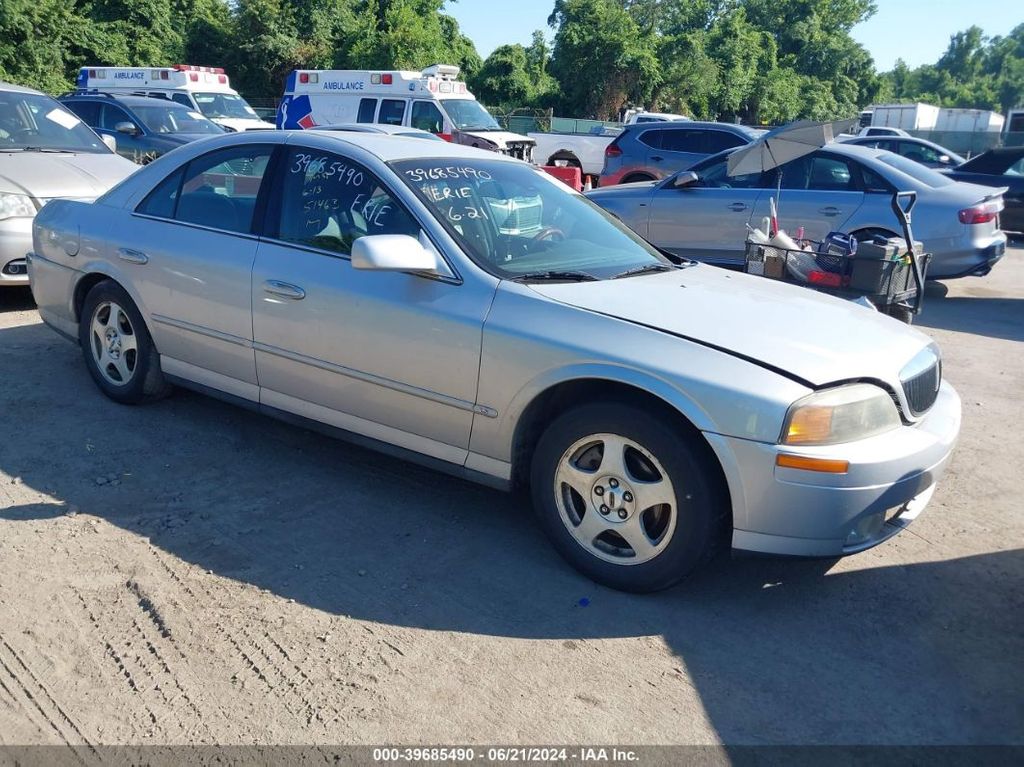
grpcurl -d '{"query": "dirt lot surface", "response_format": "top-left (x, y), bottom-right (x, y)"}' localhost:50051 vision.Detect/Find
top-left (1, 246), bottom-right (1022, 748)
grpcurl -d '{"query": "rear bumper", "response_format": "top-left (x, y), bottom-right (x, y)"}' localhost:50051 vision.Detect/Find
top-left (708, 381), bottom-right (961, 558)
top-left (0, 216), bottom-right (33, 285)
top-left (929, 231), bottom-right (1006, 279)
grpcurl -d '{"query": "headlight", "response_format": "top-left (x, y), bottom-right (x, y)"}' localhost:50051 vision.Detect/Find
top-left (781, 383), bottom-right (901, 446)
top-left (0, 193), bottom-right (35, 221)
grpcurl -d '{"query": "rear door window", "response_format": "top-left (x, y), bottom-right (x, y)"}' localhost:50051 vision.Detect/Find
top-left (356, 98), bottom-right (377, 124)
top-left (171, 93), bottom-right (194, 108)
top-left (378, 99), bottom-right (406, 126)
top-left (65, 101), bottom-right (101, 126)
top-left (660, 130), bottom-right (701, 153)
top-left (173, 145), bottom-right (275, 233)
top-left (637, 129), bottom-right (663, 149)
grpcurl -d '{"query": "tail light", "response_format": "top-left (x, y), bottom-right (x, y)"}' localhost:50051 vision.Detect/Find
top-left (436, 133), bottom-right (453, 142)
top-left (808, 271), bottom-right (846, 288)
top-left (605, 143), bottom-right (622, 158)
top-left (958, 201), bottom-right (1001, 225)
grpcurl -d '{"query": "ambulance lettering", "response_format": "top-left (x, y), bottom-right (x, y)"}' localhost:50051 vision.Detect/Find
top-left (113, 71), bottom-right (145, 81)
top-left (322, 81), bottom-right (365, 91)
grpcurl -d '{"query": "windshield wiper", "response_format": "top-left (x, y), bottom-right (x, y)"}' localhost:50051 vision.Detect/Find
top-left (16, 147), bottom-right (77, 153)
top-left (610, 263), bottom-right (678, 279)
top-left (510, 270), bottom-right (599, 283)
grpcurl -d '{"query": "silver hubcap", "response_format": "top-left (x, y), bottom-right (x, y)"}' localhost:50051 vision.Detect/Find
top-left (554, 433), bottom-right (677, 565)
top-left (90, 301), bottom-right (138, 386)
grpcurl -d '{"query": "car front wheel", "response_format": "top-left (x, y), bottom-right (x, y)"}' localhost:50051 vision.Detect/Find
top-left (530, 403), bottom-right (726, 592)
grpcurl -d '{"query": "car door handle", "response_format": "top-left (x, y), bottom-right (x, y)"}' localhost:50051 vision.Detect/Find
top-left (263, 280), bottom-right (306, 300)
top-left (727, 203), bottom-right (748, 212)
top-left (117, 248), bottom-right (148, 265)
top-left (818, 206), bottom-right (842, 217)
top-left (650, 155), bottom-right (664, 162)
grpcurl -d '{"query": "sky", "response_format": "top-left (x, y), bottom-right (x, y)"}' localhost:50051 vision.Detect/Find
top-left (446, 0), bottom-right (1024, 72)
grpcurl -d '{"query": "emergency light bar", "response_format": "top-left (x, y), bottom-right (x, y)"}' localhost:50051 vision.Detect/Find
top-left (421, 64), bottom-right (460, 80)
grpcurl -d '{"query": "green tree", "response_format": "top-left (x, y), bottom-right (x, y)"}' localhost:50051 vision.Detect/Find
top-left (547, 0), bottom-right (660, 118)
top-left (470, 44), bottom-right (533, 107)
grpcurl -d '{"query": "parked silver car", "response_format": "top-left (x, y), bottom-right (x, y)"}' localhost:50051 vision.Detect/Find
top-left (29, 132), bottom-right (960, 592)
top-left (1, 81), bottom-right (138, 285)
top-left (589, 143), bottom-right (1006, 279)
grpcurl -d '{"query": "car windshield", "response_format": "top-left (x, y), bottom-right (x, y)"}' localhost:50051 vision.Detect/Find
top-left (0, 91), bottom-right (108, 153)
top-left (876, 153), bottom-right (954, 188)
top-left (132, 105), bottom-right (224, 135)
top-left (439, 99), bottom-right (501, 131)
top-left (194, 92), bottom-right (259, 120)
top-left (393, 158), bottom-right (671, 280)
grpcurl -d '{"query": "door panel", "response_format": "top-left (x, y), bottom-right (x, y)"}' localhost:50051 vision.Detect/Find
top-left (751, 154), bottom-right (865, 243)
top-left (251, 147), bottom-right (492, 457)
top-left (124, 144), bottom-right (275, 392)
top-left (647, 156), bottom-right (763, 264)
top-left (252, 245), bottom-right (489, 454)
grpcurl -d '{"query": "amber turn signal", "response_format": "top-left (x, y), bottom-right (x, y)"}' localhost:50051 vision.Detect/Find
top-left (776, 454), bottom-right (850, 474)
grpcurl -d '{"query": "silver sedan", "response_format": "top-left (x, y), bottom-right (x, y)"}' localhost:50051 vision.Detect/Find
top-left (588, 142), bottom-right (1007, 279)
top-left (28, 131), bottom-right (960, 592)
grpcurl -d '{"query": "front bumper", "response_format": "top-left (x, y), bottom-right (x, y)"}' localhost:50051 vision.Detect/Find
top-left (707, 380), bottom-right (961, 557)
top-left (0, 215), bottom-right (33, 285)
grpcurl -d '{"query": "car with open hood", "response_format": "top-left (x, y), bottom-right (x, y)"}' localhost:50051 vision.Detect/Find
top-left (28, 131), bottom-right (960, 592)
top-left (1, 81), bottom-right (139, 286)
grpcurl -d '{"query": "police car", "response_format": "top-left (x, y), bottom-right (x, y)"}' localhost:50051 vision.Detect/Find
top-left (75, 65), bottom-right (274, 132)
top-left (277, 64), bottom-right (534, 162)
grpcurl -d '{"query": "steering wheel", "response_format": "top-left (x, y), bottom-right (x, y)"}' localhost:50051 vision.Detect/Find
top-left (532, 226), bottom-right (566, 244)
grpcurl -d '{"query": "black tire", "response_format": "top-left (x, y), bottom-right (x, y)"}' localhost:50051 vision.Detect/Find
top-left (621, 173), bottom-right (656, 184)
top-left (530, 402), bottom-right (726, 592)
top-left (883, 304), bottom-right (914, 324)
top-left (851, 227), bottom-right (899, 245)
top-left (79, 280), bottom-right (171, 404)
top-left (548, 153), bottom-right (582, 169)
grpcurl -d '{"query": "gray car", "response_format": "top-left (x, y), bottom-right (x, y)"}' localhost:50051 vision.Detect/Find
top-left (841, 135), bottom-right (966, 169)
top-left (28, 131), bottom-right (960, 592)
top-left (600, 122), bottom-right (763, 186)
top-left (1, 81), bottom-right (138, 286)
top-left (589, 143), bottom-right (1007, 279)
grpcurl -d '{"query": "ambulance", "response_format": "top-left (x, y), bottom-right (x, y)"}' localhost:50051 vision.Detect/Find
top-left (277, 64), bottom-right (535, 162)
top-left (74, 65), bottom-right (275, 132)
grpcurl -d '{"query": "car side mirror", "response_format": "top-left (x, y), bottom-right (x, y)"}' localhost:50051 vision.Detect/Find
top-left (100, 134), bottom-right (117, 152)
top-left (672, 170), bottom-right (699, 188)
top-left (115, 121), bottom-right (139, 136)
top-left (351, 233), bottom-right (442, 274)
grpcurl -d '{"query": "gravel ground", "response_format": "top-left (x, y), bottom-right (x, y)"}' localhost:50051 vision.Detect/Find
top-left (0, 245), bottom-right (1021, 747)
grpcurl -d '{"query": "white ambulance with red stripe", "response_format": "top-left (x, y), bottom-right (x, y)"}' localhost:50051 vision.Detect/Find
top-left (75, 65), bottom-right (274, 132)
top-left (277, 64), bottom-right (534, 161)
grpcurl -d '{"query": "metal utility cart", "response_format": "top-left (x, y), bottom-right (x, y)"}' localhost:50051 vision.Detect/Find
top-left (744, 192), bottom-right (930, 324)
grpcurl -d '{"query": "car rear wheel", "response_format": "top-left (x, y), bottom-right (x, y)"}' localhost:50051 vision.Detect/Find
top-left (621, 173), bottom-right (656, 184)
top-left (530, 403), bottom-right (726, 592)
top-left (79, 280), bottom-right (171, 404)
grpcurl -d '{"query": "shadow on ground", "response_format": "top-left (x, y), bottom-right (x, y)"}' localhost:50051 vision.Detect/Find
top-left (0, 286), bottom-right (35, 313)
top-left (1, 319), bottom-right (1022, 744)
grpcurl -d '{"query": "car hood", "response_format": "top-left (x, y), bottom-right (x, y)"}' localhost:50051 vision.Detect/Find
top-left (528, 265), bottom-right (933, 387)
top-left (460, 130), bottom-right (536, 148)
top-left (0, 151), bottom-right (137, 201)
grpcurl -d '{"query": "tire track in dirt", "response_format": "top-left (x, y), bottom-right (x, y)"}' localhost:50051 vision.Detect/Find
top-left (0, 632), bottom-right (96, 760)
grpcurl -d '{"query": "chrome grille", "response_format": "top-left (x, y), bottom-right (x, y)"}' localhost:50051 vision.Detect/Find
top-left (901, 354), bottom-right (941, 416)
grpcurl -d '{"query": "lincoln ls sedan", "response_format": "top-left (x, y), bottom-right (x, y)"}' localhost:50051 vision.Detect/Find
top-left (29, 131), bottom-right (961, 592)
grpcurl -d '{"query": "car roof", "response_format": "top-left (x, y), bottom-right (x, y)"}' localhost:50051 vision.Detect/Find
top-left (0, 81), bottom-right (45, 95)
top-left (627, 120), bottom-right (756, 135)
top-left (61, 92), bottom-right (191, 108)
top-left (294, 131), bottom-right (515, 162)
